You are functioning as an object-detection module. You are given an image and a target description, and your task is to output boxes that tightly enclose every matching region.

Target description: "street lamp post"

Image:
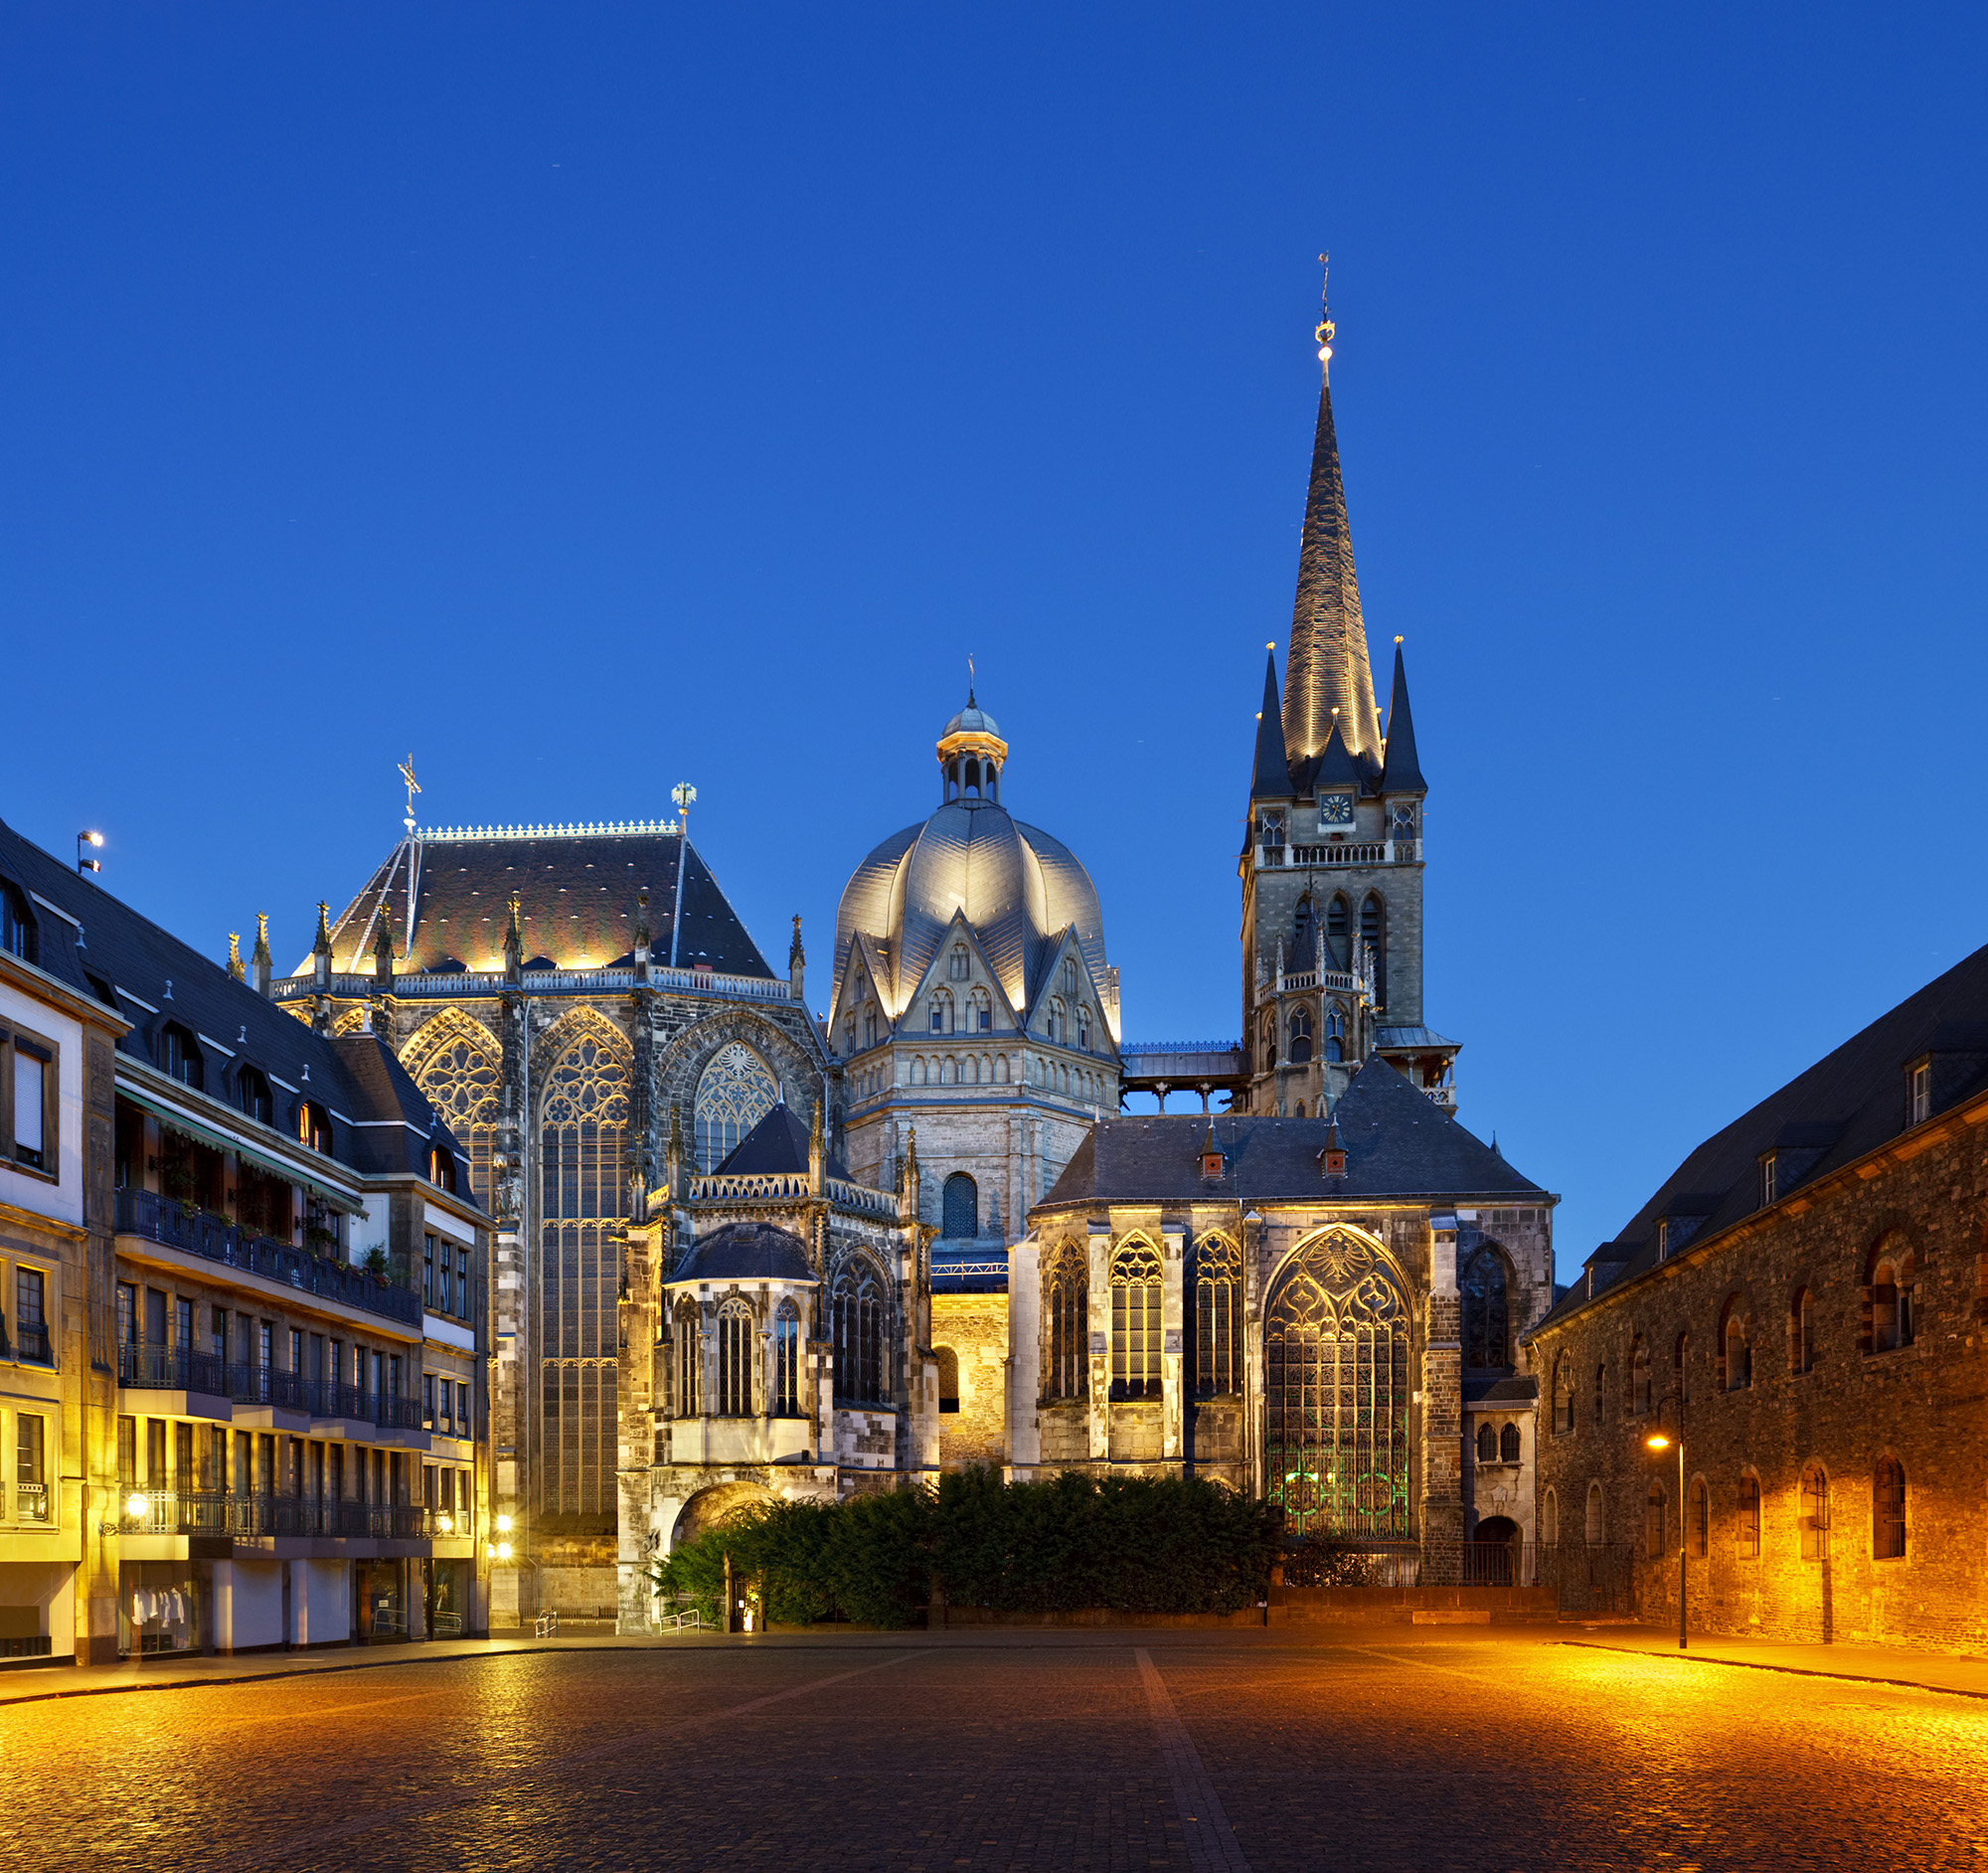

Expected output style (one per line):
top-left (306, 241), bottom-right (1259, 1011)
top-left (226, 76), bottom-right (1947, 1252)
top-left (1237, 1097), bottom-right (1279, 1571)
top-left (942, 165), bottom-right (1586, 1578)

top-left (1644, 1394), bottom-right (1687, 1651)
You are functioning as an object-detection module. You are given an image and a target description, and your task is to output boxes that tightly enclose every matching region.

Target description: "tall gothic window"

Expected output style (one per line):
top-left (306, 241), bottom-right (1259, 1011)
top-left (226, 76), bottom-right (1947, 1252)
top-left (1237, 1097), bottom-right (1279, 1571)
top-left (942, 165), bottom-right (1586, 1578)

top-left (1110, 1239), bottom-right (1163, 1400)
top-left (773, 1299), bottom-right (801, 1416)
top-left (1286, 1007), bottom-right (1313, 1065)
top-left (673, 1298), bottom-right (701, 1417)
top-left (1360, 895), bottom-right (1387, 1009)
top-left (1265, 1232), bottom-right (1411, 1539)
top-left (1460, 1245), bottom-right (1512, 1371)
top-left (1324, 1004), bottom-right (1345, 1062)
top-left (694, 1041), bottom-right (778, 1172)
top-left (832, 1259), bottom-right (888, 1405)
top-left (407, 1014), bottom-right (501, 1212)
top-left (1041, 1240), bottom-right (1087, 1402)
top-left (1194, 1234), bottom-right (1242, 1398)
top-left (1326, 894), bottom-right (1349, 965)
top-left (716, 1299), bottom-right (754, 1417)
top-left (1293, 895), bottom-right (1315, 960)
top-left (539, 1016), bottom-right (629, 1519)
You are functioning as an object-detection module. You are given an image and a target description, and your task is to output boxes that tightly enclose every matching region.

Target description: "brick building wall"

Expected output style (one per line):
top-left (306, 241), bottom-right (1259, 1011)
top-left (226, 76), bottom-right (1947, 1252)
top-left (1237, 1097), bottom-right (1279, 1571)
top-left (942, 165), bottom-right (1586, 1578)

top-left (1528, 1091), bottom-right (1988, 1655)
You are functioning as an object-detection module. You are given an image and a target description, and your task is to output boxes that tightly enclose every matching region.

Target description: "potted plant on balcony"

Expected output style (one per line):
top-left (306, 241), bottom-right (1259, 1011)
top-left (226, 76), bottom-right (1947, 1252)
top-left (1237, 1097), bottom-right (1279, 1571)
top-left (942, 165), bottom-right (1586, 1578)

top-left (362, 1246), bottom-right (392, 1284)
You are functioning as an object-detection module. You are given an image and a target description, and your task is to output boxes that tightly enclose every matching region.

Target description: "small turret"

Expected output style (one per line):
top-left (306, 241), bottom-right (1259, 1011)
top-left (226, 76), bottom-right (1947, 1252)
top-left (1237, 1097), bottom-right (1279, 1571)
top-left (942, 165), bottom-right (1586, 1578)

top-left (808, 1096), bottom-right (825, 1196)
top-left (634, 887), bottom-right (652, 980)
top-left (789, 914), bottom-right (805, 1003)
top-left (503, 894), bottom-right (524, 985)
top-left (311, 901), bottom-right (332, 991)
top-left (250, 913), bottom-right (272, 997)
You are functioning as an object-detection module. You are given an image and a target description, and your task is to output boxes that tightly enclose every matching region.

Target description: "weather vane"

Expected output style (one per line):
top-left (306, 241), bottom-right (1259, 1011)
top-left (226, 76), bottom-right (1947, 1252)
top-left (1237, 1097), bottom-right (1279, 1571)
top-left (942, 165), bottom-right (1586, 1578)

top-left (672, 781), bottom-right (697, 835)
top-left (1315, 251), bottom-right (1334, 371)
top-left (399, 753), bottom-right (421, 832)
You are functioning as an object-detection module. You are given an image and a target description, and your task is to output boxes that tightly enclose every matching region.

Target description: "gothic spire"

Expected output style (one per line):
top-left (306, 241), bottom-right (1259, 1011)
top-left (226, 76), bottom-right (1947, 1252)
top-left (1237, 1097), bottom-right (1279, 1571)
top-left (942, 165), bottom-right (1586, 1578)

top-left (1282, 262), bottom-right (1383, 770)
top-left (1250, 648), bottom-right (1292, 798)
top-left (1379, 637), bottom-right (1427, 794)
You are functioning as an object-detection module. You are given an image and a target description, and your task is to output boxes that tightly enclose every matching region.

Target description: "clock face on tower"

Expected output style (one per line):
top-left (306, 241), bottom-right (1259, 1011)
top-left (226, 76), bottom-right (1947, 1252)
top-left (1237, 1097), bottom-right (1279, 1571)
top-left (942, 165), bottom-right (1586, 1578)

top-left (1318, 792), bottom-right (1354, 826)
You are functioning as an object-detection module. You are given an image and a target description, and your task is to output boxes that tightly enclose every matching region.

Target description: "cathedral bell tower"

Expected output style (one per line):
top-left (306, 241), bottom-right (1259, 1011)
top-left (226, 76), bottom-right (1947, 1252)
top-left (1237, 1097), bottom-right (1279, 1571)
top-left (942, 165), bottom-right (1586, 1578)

top-left (1240, 270), bottom-right (1458, 1117)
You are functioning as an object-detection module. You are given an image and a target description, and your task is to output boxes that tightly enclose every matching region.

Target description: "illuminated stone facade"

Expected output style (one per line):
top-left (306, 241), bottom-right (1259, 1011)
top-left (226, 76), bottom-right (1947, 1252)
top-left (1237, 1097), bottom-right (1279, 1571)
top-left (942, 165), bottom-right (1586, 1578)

top-left (1525, 945), bottom-right (1988, 1653)
top-left (288, 818), bottom-right (831, 1622)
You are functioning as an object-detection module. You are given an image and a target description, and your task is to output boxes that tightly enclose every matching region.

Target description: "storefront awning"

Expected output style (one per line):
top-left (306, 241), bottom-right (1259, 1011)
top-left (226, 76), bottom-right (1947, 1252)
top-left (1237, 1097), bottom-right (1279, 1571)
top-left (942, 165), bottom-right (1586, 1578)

top-left (121, 1091), bottom-right (367, 1216)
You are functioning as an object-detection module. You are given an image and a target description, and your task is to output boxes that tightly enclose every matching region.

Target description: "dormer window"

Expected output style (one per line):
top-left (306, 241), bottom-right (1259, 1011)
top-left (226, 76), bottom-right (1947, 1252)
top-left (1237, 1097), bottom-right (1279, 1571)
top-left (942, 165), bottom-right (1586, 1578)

top-left (1657, 1220), bottom-right (1670, 1261)
top-left (0, 884), bottom-right (34, 964)
top-left (157, 1022), bottom-right (203, 1090)
top-left (427, 1143), bottom-right (456, 1192)
top-left (1201, 1148), bottom-right (1225, 1179)
top-left (1759, 1153), bottom-right (1777, 1208)
top-left (297, 1101), bottom-right (332, 1155)
top-left (1907, 1062), bottom-right (1931, 1126)
top-left (238, 1066), bottom-right (274, 1126)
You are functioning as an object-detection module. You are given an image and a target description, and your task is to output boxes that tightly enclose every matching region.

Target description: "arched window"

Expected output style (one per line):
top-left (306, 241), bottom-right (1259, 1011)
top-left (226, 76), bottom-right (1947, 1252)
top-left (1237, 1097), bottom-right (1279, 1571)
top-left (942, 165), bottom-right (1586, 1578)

top-left (1874, 1456), bottom-right (1905, 1559)
top-left (1044, 998), bottom-right (1065, 1045)
top-left (968, 988), bottom-right (991, 1034)
top-left (1292, 1102), bottom-right (1305, 1118)
top-left (0, 883), bottom-right (33, 962)
top-left (1326, 894), bottom-right (1350, 966)
top-left (1324, 1004), bottom-right (1346, 1062)
top-left (1585, 1482), bottom-right (1604, 1546)
top-left (1500, 1422), bottom-right (1521, 1463)
top-left (539, 1015), bottom-right (631, 1517)
top-left (157, 1022), bottom-right (203, 1090)
top-left (1869, 1237), bottom-right (1915, 1352)
top-left (1629, 1333), bottom-right (1651, 1414)
top-left (1265, 1231), bottom-right (1410, 1538)
top-left (1542, 1487), bottom-right (1559, 1547)
top-left (407, 1013), bottom-right (502, 1213)
top-left (929, 990), bottom-right (953, 1034)
top-left (773, 1299), bottom-right (801, 1416)
top-left (1737, 1474), bottom-right (1761, 1558)
top-left (296, 1101), bottom-right (331, 1154)
top-left (1690, 1477), bottom-right (1710, 1558)
top-left (934, 1345), bottom-right (959, 1414)
top-left (1293, 895), bottom-right (1315, 959)
top-left (1476, 1423), bottom-right (1497, 1463)
top-left (941, 1172), bottom-right (978, 1241)
top-left (426, 1143), bottom-right (456, 1192)
top-left (1790, 1286), bottom-right (1814, 1373)
top-left (693, 1041), bottom-right (777, 1171)
top-left (1194, 1234), bottom-right (1242, 1398)
top-left (1286, 1007), bottom-right (1313, 1065)
top-left (1593, 1362), bottom-right (1606, 1425)
top-left (1799, 1461), bottom-right (1830, 1561)
top-left (1360, 894), bottom-right (1387, 1008)
top-left (716, 1299), bottom-right (754, 1417)
top-left (1259, 1011), bottom-right (1276, 1070)
top-left (1646, 1484), bottom-right (1667, 1559)
top-left (831, 1259), bottom-right (888, 1405)
top-left (1554, 1354), bottom-right (1575, 1435)
top-left (1723, 1305), bottom-right (1751, 1391)
top-left (673, 1298), bottom-right (701, 1417)
top-left (1461, 1246), bottom-right (1512, 1371)
top-left (1062, 958), bottom-right (1077, 996)
top-left (948, 944), bottom-right (969, 980)
top-left (1077, 1005), bottom-right (1091, 1050)
top-left (1041, 1240), bottom-right (1087, 1403)
top-left (237, 1066), bottom-right (274, 1127)
top-left (1110, 1239), bottom-right (1163, 1400)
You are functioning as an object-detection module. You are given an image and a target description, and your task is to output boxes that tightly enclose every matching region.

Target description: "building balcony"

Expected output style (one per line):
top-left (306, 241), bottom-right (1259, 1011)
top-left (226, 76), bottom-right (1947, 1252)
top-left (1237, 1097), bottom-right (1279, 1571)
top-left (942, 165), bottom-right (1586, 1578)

top-left (116, 1488), bottom-right (440, 1542)
top-left (116, 1345), bottom-right (425, 1433)
top-left (115, 1187), bottom-right (420, 1329)
top-left (1256, 839), bottom-right (1420, 870)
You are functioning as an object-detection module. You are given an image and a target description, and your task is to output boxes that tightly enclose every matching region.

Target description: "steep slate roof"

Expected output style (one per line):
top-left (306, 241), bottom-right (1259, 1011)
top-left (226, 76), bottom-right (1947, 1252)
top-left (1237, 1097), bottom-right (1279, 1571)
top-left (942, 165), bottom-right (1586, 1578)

top-left (1033, 1059), bottom-right (1547, 1211)
top-left (1530, 939), bottom-right (1988, 1336)
top-left (0, 816), bottom-right (474, 1192)
top-left (1378, 641), bottom-right (1427, 794)
top-left (672, 1221), bottom-right (815, 1284)
top-left (715, 1102), bottom-right (851, 1182)
top-left (314, 830), bottom-right (774, 978)
top-left (1290, 716), bottom-right (1365, 799)
top-left (1250, 652), bottom-right (1294, 801)
top-left (1282, 356), bottom-right (1384, 768)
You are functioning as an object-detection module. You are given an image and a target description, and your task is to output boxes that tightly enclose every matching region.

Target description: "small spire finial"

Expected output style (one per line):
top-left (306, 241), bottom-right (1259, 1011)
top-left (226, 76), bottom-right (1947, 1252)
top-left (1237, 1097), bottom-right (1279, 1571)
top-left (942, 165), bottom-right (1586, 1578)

top-left (398, 753), bottom-right (421, 832)
top-left (967, 653), bottom-right (976, 707)
top-left (1315, 252), bottom-right (1335, 373)
top-left (227, 932), bottom-right (244, 980)
top-left (671, 781), bottom-right (697, 836)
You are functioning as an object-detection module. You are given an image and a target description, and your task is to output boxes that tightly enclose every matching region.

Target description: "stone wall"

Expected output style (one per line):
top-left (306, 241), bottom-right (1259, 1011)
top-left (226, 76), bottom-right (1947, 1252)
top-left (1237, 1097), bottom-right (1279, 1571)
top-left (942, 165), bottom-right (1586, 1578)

top-left (931, 1292), bottom-right (1010, 1466)
top-left (1528, 1095), bottom-right (1988, 1655)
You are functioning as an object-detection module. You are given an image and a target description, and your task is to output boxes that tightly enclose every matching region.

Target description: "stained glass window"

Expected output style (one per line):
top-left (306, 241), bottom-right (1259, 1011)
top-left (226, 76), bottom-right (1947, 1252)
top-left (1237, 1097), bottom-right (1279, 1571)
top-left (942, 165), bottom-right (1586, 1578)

top-left (407, 1015), bottom-right (501, 1214)
top-left (1041, 1240), bottom-right (1087, 1402)
top-left (1110, 1240), bottom-right (1162, 1400)
top-left (1194, 1234), bottom-right (1242, 1398)
top-left (1460, 1244), bottom-right (1511, 1371)
top-left (694, 1042), bottom-right (778, 1172)
top-left (832, 1259), bottom-right (888, 1404)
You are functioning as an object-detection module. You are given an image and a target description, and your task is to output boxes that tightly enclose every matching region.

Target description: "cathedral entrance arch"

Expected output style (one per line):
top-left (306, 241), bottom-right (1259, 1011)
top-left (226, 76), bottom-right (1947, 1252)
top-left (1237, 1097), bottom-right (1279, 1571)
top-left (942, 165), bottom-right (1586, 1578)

top-left (671, 1480), bottom-right (777, 1551)
top-left (1264, 1230), bottom-right (1411, 1540)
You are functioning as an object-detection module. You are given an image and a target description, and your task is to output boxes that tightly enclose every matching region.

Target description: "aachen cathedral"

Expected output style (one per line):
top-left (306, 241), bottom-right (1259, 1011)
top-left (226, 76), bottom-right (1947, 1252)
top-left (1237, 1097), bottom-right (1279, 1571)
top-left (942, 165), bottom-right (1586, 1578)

top-left (275, 285), bottom-right (1558, 1626)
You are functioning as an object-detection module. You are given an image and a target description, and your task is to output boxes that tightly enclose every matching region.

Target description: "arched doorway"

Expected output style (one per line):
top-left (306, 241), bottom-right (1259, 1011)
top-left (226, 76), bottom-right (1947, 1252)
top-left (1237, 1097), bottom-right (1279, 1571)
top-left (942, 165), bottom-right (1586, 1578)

top-left (1264, 1231), bottom-right (1411, 1540)
top-left (1468, 1514), bottom-right (1521, 1586)
top-left (671, 1480), bottom-right (776, 1552)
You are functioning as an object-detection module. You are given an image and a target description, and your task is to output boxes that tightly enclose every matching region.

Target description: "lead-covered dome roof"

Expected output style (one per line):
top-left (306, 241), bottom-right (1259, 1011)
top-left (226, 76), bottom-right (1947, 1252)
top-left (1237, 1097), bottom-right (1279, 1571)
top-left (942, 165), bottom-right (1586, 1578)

top-left (834, 700), bottom-right (1111, 1029)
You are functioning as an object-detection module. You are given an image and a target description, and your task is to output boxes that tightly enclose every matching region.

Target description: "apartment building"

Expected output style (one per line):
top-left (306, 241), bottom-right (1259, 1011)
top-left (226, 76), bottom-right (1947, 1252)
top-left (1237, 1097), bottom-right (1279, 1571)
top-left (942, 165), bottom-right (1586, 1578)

top-left (0, 815), bottom-right (492, 1660)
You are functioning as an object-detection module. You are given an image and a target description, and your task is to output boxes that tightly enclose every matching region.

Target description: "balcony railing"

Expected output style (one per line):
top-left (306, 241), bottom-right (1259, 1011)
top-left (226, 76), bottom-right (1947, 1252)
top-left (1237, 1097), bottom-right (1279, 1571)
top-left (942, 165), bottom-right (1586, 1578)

top-left (118, 1488), bottom-right (438, 1541)
top-left (116, 1345), bottom-right (424, 1430)
top-left (116, 1188), bottom-right (420, 1328)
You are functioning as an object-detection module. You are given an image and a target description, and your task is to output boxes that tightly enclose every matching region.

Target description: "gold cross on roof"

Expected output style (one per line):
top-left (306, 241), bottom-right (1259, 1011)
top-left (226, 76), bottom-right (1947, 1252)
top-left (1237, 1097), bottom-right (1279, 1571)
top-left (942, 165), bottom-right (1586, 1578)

top-left (399, 754), bottom-right (421, 827)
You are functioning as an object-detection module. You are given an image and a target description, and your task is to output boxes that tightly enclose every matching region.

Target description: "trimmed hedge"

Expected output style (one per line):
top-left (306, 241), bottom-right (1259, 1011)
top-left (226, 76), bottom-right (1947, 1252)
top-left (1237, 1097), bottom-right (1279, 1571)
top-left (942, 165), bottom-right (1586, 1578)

top-left (651, 1467), bottom-right (1277, 1629)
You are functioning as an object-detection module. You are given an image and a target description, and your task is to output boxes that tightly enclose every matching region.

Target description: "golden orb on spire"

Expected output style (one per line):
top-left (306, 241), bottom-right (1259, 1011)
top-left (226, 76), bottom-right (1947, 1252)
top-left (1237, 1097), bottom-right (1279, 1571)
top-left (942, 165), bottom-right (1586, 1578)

top-left (1315, 251), bottom-right (1335, 367)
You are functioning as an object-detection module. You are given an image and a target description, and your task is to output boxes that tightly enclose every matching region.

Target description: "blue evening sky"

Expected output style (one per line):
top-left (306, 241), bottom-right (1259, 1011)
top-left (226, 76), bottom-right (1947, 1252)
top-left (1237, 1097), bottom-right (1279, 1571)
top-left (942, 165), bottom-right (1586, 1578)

top-left (5, 6), bottom-right (1985, 1275)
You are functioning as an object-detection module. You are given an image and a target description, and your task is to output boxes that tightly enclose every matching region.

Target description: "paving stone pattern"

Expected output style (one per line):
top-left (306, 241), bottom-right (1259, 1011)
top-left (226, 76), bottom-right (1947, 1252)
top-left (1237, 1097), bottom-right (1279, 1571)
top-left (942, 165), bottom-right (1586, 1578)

top-left (8, 1630), bottom-right (1988, 1869)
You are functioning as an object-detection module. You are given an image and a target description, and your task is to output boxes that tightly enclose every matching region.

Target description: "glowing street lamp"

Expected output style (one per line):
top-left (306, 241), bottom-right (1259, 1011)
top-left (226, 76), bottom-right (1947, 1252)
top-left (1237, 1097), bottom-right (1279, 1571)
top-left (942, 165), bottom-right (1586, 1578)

top-left (78, 830), bottom-right (103, 876)
top-left (124, 1491), bottom-right (148, 1521)
top-left (1645, 1398), bottom-right (1688, 1651)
